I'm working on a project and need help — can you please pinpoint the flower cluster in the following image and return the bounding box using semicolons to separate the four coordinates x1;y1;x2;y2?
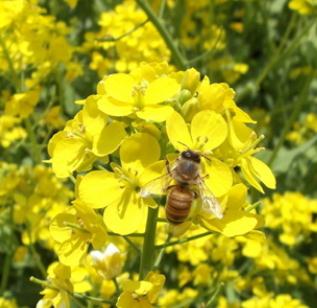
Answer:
84;0;170;76
48;63;275;238
287;113;317;144
0;0;80;151
36;62;276;306
263;192;317;246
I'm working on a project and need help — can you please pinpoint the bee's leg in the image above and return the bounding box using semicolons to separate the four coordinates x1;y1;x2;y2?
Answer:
166;159;171;175
193;191;199;199
200;174;209;180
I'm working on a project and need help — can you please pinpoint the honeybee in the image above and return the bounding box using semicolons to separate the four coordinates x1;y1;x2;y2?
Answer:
141;150;223;224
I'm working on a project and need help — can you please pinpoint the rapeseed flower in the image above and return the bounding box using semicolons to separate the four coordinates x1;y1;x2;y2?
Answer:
36;263;72;308
97;70;180;122
117;271;165;308
50;201;107;266
78;133;163;234
84;0;170;75
90;243;124;279
48;97;126;178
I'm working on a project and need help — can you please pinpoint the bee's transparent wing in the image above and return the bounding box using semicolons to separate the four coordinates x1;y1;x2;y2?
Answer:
197;178;223;219
140;173;174;198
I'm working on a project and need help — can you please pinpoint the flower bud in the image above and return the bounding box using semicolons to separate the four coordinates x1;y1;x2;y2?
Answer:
90;243;124;279
181;68;200;93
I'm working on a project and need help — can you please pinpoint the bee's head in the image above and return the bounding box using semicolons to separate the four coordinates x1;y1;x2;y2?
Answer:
181;150;201;163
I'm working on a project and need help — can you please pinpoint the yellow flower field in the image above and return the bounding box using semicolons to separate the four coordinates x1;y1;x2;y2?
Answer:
0;0;317;307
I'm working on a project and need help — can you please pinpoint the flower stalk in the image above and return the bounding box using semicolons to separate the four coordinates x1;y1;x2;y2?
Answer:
139;206;159;279
136;0;188;69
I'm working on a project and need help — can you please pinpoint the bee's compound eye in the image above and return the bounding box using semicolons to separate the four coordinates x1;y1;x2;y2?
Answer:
181;151;192;159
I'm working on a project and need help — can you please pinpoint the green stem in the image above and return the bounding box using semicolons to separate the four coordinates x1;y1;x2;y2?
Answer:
0;35;19;88
188;28;224;64
136;0;187;69
25;118;42;164
139;207;159;279
112;278;120;295
154;234;171;268
205;282;224;307
255;13;297;89
0;251;12;293
27;227;47;277
30;276;113;304
255;18;315;92
109;231;145;237
268;76;312;166
122;236;141;254
245;200;262;212
98;19;149;42
155;231;213;249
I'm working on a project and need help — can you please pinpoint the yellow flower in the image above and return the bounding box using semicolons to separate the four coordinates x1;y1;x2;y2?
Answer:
263;192;317;246
198;184;260;237
43;106;65;129
237;231;266;258
97;72;180;122
84;1;170;75
48;97;126;178
0;297;18;308
289;0;317;15
5;89;40;119
36;262;72;308
0;115;26;148
77;133;164;235
50;201;107;266
117;272;165;308
166;110;232;197
193;263;213;286
90;243;124;279
223;116;276;193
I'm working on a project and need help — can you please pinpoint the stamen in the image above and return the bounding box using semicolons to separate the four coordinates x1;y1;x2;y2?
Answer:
240;134;264;155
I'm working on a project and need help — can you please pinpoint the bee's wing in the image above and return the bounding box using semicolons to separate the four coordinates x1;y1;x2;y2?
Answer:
196;178;223;219
140;173;174;198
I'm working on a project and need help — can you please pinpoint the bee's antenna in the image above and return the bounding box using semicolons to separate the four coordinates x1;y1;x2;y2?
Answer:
200;152;211;161
177;141;189;149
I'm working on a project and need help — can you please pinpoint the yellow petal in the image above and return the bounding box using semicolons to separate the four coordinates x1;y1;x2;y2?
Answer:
242;231;266;258
221;213;258;237
191;111;227;151
104;73;134;103
166;111;193;151
104;190;147;235
144;77;180;105
232;106;256;123
78;171;122;208
136;105;174;122
50;213;75;243
56;239;87;266
240;159;264;193
97;96;133;116
225;183;248;210
48;131;87;178
202;211;258;237
120;133;160;169
82;95;106;139
249;157;276;189
92;121;126;157
139;160;166;187
228;119;253;151
204;158;233;197
117;291;151;308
